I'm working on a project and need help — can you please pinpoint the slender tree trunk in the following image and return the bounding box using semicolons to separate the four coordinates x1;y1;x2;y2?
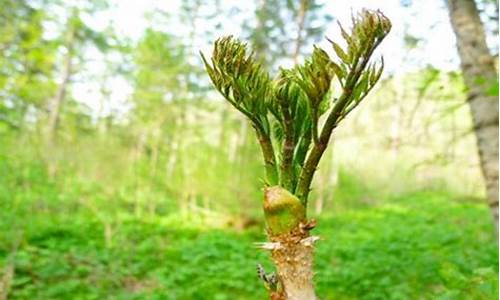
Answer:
133;132;146;217
0;263;14;300
148;123;163;216
315;146;338;215
234;121;249;197
446;0;499;232
315;174;326;215
47;25;74;147
252;0;269;64
390;97;402;160
45;22;74;177
292;0;308;64
97;73;111;136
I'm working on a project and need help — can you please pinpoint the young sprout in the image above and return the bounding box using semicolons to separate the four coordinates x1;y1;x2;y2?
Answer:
202;9;391;204
201;9;391;299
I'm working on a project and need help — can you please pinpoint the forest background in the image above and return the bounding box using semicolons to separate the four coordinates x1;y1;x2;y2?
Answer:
0;0;498;299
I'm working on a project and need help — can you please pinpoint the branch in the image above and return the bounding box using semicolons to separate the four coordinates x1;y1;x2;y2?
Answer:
279;104;295;190
295;10;391;204
200;37;279;185
256;127;280;186
274;77;297;190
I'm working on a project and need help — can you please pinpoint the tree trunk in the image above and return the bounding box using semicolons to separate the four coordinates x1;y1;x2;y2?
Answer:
45;23;74;178
47;25;74;146
446;0;499;232
292;0;308;64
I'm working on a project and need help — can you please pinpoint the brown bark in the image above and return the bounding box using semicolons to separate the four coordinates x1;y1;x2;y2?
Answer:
446;0;499;232
269;229;317;300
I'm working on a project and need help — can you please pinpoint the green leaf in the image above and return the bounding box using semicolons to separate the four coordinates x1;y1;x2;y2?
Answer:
330;40;350;64
331;62;346;80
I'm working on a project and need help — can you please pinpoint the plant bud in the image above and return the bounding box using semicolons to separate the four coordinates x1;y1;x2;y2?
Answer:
263;186;306;235
361;9;392;39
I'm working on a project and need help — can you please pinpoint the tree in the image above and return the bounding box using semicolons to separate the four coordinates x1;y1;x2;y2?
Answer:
0;0;57;131
40;1;115;177
45;3;112;146
245;0;332;71
130;28;188;215
202;10;391;299
46;8;77;146
446;0;499;232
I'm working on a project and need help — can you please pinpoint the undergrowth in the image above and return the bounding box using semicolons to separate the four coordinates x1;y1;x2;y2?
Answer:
0;152;497;300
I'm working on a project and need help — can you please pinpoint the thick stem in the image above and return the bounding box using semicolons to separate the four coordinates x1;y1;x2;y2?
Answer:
279;103;296;191
262;187;318;300
270;230;317;300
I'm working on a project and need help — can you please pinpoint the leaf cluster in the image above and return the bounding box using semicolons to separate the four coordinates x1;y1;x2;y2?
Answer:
202;37;272;135
326;9;391;124
202;10;391;200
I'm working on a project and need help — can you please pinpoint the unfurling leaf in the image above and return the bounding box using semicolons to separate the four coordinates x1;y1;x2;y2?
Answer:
331;62;346;80
329;39;350;64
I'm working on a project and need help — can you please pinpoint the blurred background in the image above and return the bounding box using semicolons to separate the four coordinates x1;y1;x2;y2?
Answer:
0;0;498;299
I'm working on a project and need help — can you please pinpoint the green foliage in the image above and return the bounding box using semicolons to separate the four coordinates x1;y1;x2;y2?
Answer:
133;29;187;121
0;153;497;299
245;0;333;69
0;1;57;128
202;10;391;203
315;192;498;300
0;2;497;299
0;0;118;134
289;47;333;109
201;37;272;130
